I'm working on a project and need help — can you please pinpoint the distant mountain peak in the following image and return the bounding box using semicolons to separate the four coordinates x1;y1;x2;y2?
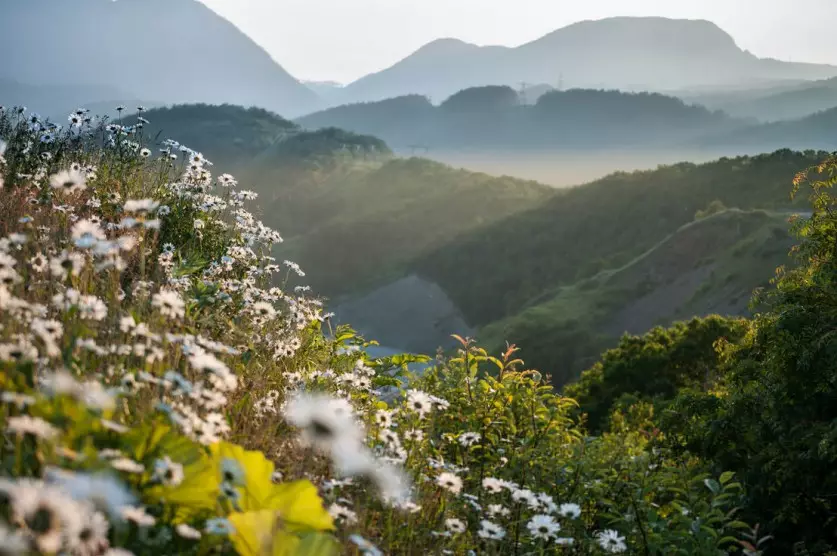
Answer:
414;37;480;53
0;0;320;117
332;16;837;107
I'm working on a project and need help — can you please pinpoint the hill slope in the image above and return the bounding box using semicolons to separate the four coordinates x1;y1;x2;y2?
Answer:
481;209;796;384
414;150;821;326
252;157;554;296
685;77;837;122
335;17;837;105
704;105;837;151
0;0;319;117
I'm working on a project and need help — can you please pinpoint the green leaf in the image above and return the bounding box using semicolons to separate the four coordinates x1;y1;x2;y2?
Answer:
719;471;735;485
704;478;721;494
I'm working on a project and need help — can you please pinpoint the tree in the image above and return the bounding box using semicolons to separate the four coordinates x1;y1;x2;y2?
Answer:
564;316;748;433
667;152;837;552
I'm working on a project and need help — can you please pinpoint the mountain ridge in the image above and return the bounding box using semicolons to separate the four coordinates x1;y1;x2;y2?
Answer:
330;17;837;107
0;0;320;117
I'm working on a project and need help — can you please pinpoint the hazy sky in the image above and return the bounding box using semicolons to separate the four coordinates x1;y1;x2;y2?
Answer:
200;0;837;83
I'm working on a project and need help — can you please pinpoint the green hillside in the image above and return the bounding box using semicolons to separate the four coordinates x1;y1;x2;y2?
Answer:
260;157;553;296
416;149;820;326
478;209;796;384
141;104;297;169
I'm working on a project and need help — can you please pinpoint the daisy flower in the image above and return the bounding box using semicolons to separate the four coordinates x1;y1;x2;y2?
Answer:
405;389;433;418
445;518;466;534
49;168;87;195
151;289;185;320
176;523;201;540
527;514;560;541
6;416;58;440
328;503;358;525
436;472;462;495
596;529;627;553
559;502;582;519
478;519;506;540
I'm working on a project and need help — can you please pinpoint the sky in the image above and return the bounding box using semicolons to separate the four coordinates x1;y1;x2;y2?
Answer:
200;0;837;84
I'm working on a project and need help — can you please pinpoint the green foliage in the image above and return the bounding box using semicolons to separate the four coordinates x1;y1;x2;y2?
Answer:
696;200;728;220
661;152;837;552
565;316;749;433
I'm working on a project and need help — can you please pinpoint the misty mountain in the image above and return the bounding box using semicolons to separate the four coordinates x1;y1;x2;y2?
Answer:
685;77;837;122
297;87;738;150
0;0;320;117
0;77;156;120
703;105;837;151
332;17;837;106
303;81;346;104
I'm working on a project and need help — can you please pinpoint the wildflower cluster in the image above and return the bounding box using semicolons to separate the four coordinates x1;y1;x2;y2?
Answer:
0;106;338;554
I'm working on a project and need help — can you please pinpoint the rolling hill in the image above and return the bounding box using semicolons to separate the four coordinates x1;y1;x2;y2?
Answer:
129;103;554;298
0;0;320;117
413;149;820;327
331;17;837;106
703;105;837;151
685;77;837;122
258;157;554;296
479;209;796;384
298;87;738;151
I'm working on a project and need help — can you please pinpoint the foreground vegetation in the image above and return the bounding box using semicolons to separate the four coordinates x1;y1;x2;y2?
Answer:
0;105;770;554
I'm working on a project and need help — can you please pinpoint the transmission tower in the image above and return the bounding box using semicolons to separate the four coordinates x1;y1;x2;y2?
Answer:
518;81;530;105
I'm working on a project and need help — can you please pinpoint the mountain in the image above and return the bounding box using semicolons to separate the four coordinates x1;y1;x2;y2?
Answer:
303;81;347;104
0;78;144;119
298;87;738;151
333;17;837;106
0;0;320;117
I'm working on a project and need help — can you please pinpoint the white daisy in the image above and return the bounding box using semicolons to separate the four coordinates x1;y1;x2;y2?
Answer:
444;518;466;534
6;416;58;440
328;503;358;525
151;289;185;320
478;519;505;540
558;502;581;519
527;514;560;540
436;472;462;495
596;529;627;553
49;168;87;195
